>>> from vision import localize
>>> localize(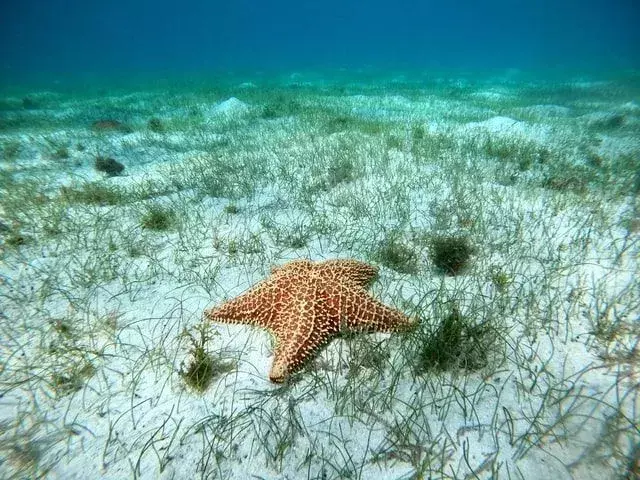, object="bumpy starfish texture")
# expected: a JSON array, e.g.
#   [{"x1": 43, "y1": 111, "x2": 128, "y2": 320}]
[{"x1": 204, "y1": 259, "x2": 416, "y2": 382}]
